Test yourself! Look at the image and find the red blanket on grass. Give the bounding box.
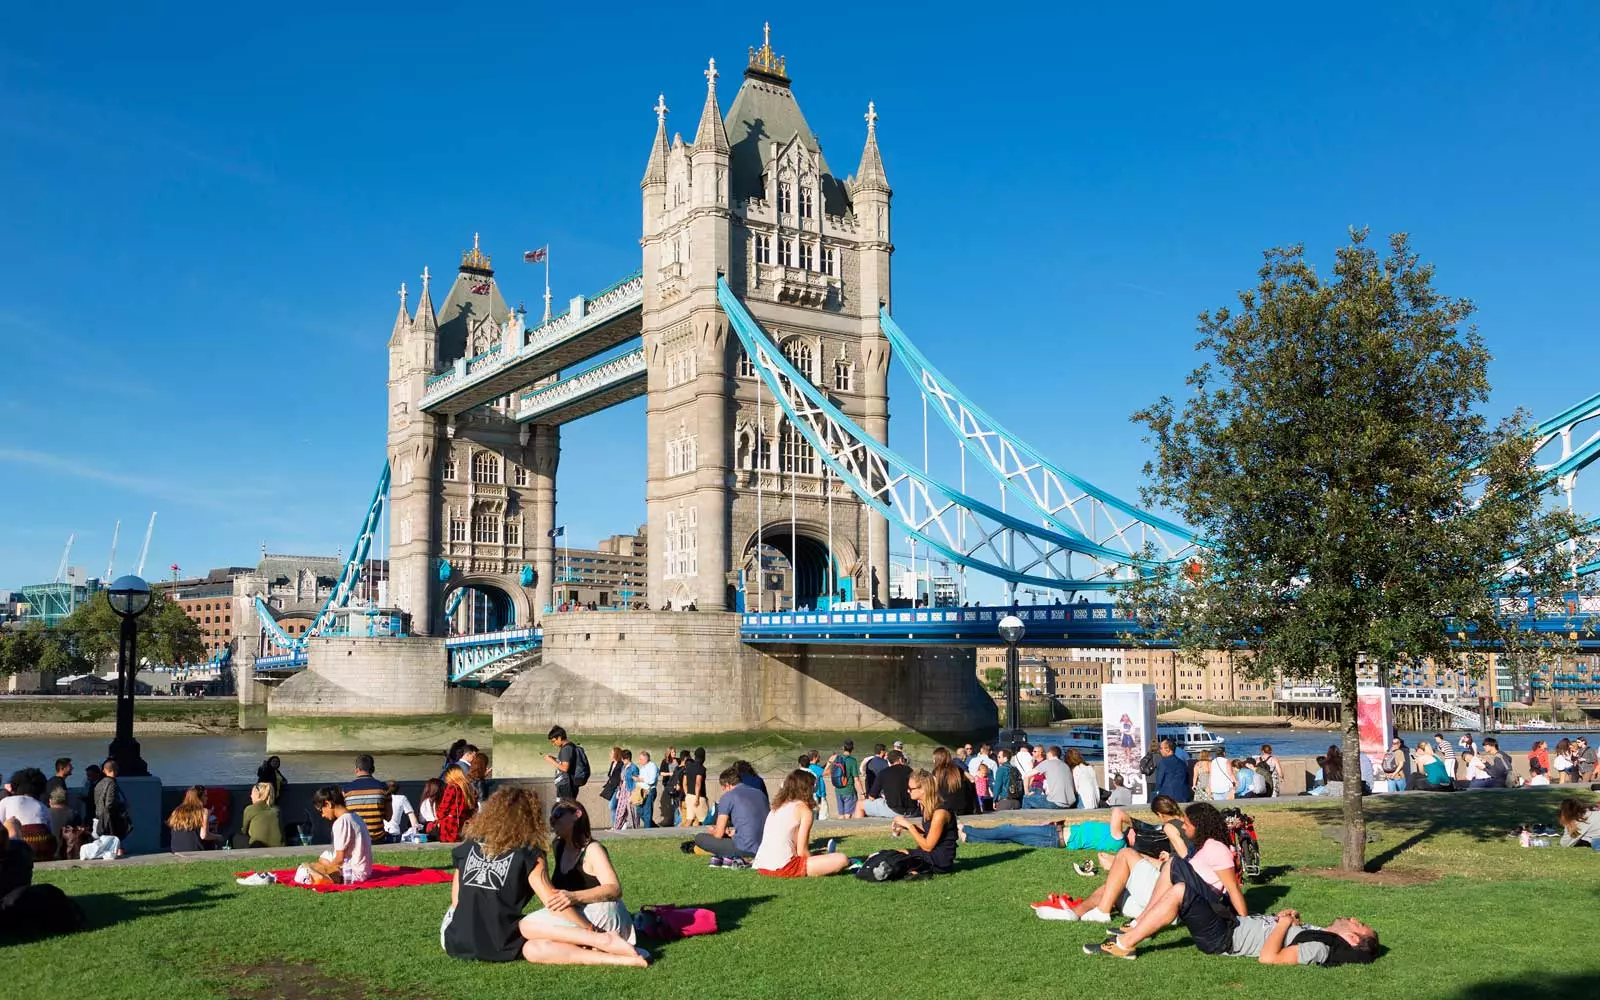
[236,864,452,893]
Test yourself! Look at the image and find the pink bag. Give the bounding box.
[637,904,718,940]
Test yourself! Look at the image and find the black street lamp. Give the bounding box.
[998,613,1026,747]
[106,574,152,777]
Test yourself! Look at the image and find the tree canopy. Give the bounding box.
[1123,231,1594,869]
[0,589,206,676]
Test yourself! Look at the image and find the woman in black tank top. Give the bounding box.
[516,798,647,966]
[888,769,959,873]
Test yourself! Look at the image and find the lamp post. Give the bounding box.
[106,574,152,777]
[998,614,1026,747]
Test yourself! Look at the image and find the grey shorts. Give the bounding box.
[861,797,899,819]
[525,901,636,944]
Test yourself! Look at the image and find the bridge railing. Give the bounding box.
[516,348,645,420]
[444,626,541,649]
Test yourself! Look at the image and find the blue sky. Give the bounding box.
[2,3,1597,593]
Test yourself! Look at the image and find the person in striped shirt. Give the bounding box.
[344,755,392,843]
[1432,734,1457,781]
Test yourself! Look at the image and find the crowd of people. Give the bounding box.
[0,757,133,860]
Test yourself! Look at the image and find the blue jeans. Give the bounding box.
[1022,792,1064,809]
[837,792,858,816]
[962,823,1059,849]
[641,788,658,828]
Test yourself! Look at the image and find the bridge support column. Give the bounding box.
[231,575,268,729]
[529,422,559,621]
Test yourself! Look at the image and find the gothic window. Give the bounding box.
[799,242,814,271]
[779,421,815,475]
[473,514,500,544]
[513,464,528,487]
[782,338,815,383]
[780,237,794,267]
[737,348,755,378]
[823,246,837,276]
[667,439,681,476]
[449,517,466,543]
[471,451,501,484]
[400,459,414,485]
[799,186,813,219]
[778,181,792,215]
[756,436,772,471]
[755,234,772,265]
[506,520,521,546]
[834,360,853,392]
[443,454,458,481]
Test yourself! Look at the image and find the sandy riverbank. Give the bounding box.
[0,721,232,738]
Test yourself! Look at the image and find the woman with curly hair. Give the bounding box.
[437,764,478,843]
[518,798,648,965]
[442,785,549,962]
[751,770,850,878]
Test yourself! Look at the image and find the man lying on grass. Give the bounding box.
[959,795,1186,869]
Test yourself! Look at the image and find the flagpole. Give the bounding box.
[542,246,552,324]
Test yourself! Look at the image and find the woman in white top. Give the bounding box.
[1461,751,1489,785]
[419,777,443,835]
[384,780,421,839]
[751,770,851,878]
[1209,755,1236,800]
[1064,749,1100,811]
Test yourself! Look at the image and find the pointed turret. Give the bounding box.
[854,101,891,195]
[412,266,438,335]
[387,282,409,346]
[693,58,729,154]
[642,93,670,188]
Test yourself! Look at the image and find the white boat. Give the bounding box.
[1158,723,1226,756]
[1049,726,1104,754]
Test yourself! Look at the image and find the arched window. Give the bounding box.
[778,181,793,216]
[799,186,813,219]
[779,421,815,475]
[737,348,755,378]
[833,360,853,392]
[471,452,501,484]
[782,338,815,383]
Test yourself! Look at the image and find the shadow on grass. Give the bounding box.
[1456,971,1600,1000]
[75,885,227,929]
[1289,788,1592,872]
[1241,884,1290,911]
[955,848,1029,872]
[702,893,776,933]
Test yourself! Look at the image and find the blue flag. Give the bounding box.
[547,526,565,538]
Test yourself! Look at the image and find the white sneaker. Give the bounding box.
[293,863,315,885]
[1034,902,1080,921]
[1079,907,1112,923]
[235,872,277,887]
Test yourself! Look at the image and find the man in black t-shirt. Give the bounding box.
[544,726,578,800]
[862,744,889,798]
[677,748,709,826]
[855,750,920,819]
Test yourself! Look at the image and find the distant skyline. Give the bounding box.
[2,4,1597,597]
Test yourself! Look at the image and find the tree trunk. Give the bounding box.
[1340,683,1367,871]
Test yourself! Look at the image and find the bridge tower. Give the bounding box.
[641,27,892,612]
[388,240,550,635]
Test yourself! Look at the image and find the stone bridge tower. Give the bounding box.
[640,26,892,612]
[387,239,555,635]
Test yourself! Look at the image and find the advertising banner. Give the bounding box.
[1356,686,1393,779]
[1101,683,1158,804]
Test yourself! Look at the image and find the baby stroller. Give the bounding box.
[1220,807,1262,881]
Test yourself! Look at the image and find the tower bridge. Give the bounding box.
[230,28,1600,768]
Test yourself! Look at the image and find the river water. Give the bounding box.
[1,726,1595,786]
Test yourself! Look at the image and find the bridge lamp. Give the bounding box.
[998,615,1026,746]
[106,575,152,777]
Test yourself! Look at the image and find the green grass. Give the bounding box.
[12,791,1600,1000]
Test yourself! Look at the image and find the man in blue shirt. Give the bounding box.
[1152,738,1193,803]
[693,765,768,861]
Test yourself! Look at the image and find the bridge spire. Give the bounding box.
[693,58,729,153]
[854,100,890,194]
[388,281,410,345]
[642,93,670,188]
[411,265,437,335]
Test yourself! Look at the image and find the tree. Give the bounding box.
[53,589,206,672]
[982,667,1005,694]
[1123,231,1593,871]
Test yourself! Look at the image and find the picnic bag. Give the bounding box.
[854,849,933,883]
[634,904,718,941]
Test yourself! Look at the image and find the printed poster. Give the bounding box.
[1356,687,1392,776]
[1102,683,1158,804]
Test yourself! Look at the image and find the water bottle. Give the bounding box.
[1519,829,1531,848]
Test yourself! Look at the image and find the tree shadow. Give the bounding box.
[1241,884,1291,911]
[75,885,227,929]
[699,893,774,934]
[1456,971,1600,1000]
[1253,864,1295,882]
[954,848,1028,872]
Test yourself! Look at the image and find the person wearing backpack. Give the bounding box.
[992,747,1024,810]
[827,741,861,817]
[545,726,590,801]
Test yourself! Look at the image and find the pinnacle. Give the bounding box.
[693,58,730,154]
[411,266,437,335]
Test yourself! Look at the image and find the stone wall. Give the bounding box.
[266,635,495,753]
[491,611,995,776]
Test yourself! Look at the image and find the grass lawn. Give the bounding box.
[11,790,1600,1000]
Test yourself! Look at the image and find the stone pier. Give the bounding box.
[266,635,496,753]
[491,612,995,777]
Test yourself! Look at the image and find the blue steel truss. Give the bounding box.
[446,627,541,686]
[719,279,1167,593]
[880,308,1201,567]
[255,463,390,653]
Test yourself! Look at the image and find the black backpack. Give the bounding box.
[1139,751,1159,777]
[570,744,591,787]
[854,849,934,883]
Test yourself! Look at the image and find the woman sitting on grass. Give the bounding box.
[1557,798,1600,849]
[166,785,222,852]
[1407,742,1454,792]
[887,768,959,874]
[752,770,851,878]
[442,787,645,967]
[519,798,649,965]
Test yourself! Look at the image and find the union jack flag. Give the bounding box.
[523,247,548,263]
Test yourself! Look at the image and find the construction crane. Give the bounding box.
[53,533,75,583]
[135,512,157,577]
[105,520,121,580]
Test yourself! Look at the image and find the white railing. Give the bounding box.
[516,349,646,421]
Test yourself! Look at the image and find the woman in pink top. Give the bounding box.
[751,771,851,878]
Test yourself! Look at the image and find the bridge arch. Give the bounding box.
[443,575,531,634]
[740,520,860,612]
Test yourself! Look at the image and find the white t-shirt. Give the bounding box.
[419,797,438,824]
[384,794,418,837]
[969,754,995,779]
[636,761,660,789]
[1013,748,1036,781]
[0,795,49,827]
[751,800,808,872]
[1072,765,1100,810]
[332,811,373,882]
[1210,758,1234,795]
[1250,769,1269,795]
